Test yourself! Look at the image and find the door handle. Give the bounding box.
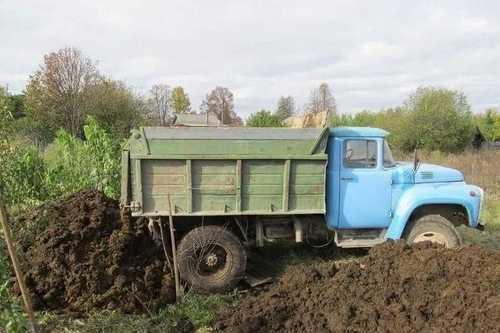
[341,177,354,181]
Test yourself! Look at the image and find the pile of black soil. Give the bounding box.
[216,241,500,332]
[15,189,174,313]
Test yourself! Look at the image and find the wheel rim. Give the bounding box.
[196,245,228,276]
[413,231,449,246]
[184,243,233,282]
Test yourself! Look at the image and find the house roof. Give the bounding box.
[173,113,220,127]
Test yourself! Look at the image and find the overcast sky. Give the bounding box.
[1,1,500,118]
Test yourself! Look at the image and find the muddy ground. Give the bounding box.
[15,189,174,313]
[11,190,500,332]
[215,241,500,333]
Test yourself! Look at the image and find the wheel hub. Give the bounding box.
[414,231,448,246]
[205,253,218,267]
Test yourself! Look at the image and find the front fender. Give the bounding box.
[386,182,481,240]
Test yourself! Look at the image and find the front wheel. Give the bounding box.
[177,225,246,293]
[404,214,462,248]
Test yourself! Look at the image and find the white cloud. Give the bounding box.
[1,0,500,118]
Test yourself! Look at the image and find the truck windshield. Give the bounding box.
[383,140,396,167]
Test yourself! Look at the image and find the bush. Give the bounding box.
[44,117,121,199]
[0,144,46,207]
[246,110,283,127]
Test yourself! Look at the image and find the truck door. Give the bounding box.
[338,138,392,228]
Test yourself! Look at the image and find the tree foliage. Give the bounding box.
[275,96,295,121]
[85,78,146,138]
[24,47,100,139]
[402,87,474,152]
[246,110,283,127]
[475,108,500,142]
[23,47,146,145]
[171,86,191,114]
[330,87,475,153]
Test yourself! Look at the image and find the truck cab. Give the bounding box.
[325,127,484,248]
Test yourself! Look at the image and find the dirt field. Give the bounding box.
[10,189,500,332]
[215,241,500,333]
[15,189,174,313]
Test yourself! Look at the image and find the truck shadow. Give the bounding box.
[243,242,368,287]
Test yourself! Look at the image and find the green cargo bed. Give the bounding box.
[121,127,329,217]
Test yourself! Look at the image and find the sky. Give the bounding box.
[1,0,500,119]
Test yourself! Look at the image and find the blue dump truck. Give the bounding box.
[121,126,484,292]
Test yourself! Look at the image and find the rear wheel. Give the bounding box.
[177,225,246,293]
[404,214,462,248]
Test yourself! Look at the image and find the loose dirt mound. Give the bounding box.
[17,189,174,313]
[216,241,500,333]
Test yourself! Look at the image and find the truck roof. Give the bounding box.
[330,127,389,138]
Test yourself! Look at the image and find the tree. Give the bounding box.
[307,82,337,118]
[171,86,191,114]
[85,78,147,138]
[25,47,100,139]
[149,84,171,126]
[201,87,241,125]
[246,110,283,127]
[275,96,295,121]
[401,87,474,152]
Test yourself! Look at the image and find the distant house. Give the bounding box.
[285,111,328,128]
[172,112,221,127]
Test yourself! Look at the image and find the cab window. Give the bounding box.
[343,140,377,169]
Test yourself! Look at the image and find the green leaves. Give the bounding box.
[0,116,121,207]
[246,110,283,127]
[44,116,121,199]
[330,87,475,153]
[171,87,191,114]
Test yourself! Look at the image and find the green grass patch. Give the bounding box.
[481,200,500,231]
[38,293,233,333]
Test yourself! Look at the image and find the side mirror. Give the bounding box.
[413,148,420,172]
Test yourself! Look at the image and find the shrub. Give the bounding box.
[0,144,46,207]
[44,116,121,199]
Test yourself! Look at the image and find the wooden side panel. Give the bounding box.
[192,160,236,213]
[132,157,326,216]
[242,160,284,212]
[289,160,326,211]
[141,160,187,213]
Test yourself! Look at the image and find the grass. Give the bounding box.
[1,150,498,332]
[38,293,233,333]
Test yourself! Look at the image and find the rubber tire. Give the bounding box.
[177,225,247,293]
[404,214,462,248]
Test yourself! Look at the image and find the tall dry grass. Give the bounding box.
[415,150,500,201]
[397,150,500,229]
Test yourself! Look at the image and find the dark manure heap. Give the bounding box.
[216,241,500,333]
[15,189,174,313]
